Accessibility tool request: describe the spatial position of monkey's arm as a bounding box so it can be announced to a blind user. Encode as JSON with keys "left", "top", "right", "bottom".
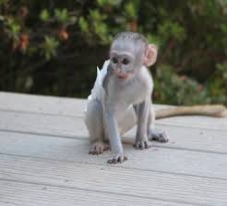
{"left": 104, "top": 103, "right": 127, "bottom": 163}
{"left": 155, "top": 105, "right": 227, "bottom": 119}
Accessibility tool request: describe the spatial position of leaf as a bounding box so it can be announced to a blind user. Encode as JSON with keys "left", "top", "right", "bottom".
{"left": 42, "top": 36, "right": 59, "bottom": 60}
{"left": 40, "top": 9, "right": 50, "bottom": 22}
{"left": 125, "top": 2, "right": 137, "bottom": 18}
{"left": 54, "top": 8, "right": 69, "bottom": 23}
{"left": 78, "top": 17, "right": 89, "bottom": 32}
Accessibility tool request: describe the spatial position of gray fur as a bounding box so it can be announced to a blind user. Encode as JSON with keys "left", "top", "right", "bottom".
{"left": 85, "top": 32, "right": 168, "bottom": 164}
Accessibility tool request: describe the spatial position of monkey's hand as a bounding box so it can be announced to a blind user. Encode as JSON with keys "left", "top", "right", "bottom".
{"left": 107, "top": 154, "right": 128, "bottom": 164}
{"left": 133, "top": 137, "right": 152, "bottom": 150}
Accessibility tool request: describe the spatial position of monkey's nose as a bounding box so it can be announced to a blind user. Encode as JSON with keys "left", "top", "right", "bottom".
{"left": 115, "top": 67, "right": 122, "bottom": 73}
{"left": 116, "top": 71, "right": 128, "bottom": 79}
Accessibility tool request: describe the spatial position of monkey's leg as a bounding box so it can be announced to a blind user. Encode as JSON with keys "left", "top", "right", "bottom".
{"left": 85, "top": 99, "right": 110, "bottom": 155}
{"left": 133, "top": 99, "right": 152, "bottom": 149}
{"left": 147, "top": 105, "right": 168, "bottom": 143}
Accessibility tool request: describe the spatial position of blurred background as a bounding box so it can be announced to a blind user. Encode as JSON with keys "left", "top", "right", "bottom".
{"left": 0, "top": 0, "right": 227, "bottom": 105}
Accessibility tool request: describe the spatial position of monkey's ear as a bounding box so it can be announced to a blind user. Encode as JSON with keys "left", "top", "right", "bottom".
{"left": 144, "top": 44, "right": 158, "bottom": 67}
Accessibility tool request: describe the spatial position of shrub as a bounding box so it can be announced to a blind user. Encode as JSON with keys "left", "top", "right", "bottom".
{"left": 0, "top": 0, "right": 226, "bottom": 105}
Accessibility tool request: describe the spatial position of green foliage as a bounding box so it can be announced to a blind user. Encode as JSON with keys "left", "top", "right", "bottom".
{"left": 78, "top": 17, "right": 89, "bottom": 33}
{"left": 97, "top": 0, "right": 122, "bottom": 7}
{"left": 157, "top": 21, "right": 186, "bottom": 43}
{"left": 207, "top": 62, "right": 227, "bottom": 103}
{"left": 124, "top": 2, "right": 138, "bottom": 19}
{"left": 0, "top": 0, "right": 226, "bottom": 105}
{"left": 5, "top": 18, "right": 21, "bottom": 40}
{"left": 40, "top": 9, "right": 50, "bottom": 22}
{"left": 154, "top": 65, "right": 211, "bottom": 105}
{"left": 42, "top": 36, "right": 59, "bottom": 60}
{"left": 54, "top": 8, "right": 70, "bottom": 23}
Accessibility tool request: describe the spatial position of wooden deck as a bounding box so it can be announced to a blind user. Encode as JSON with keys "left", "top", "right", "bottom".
{"left": 0, "top": 92, "right": 227, "bottom": 206}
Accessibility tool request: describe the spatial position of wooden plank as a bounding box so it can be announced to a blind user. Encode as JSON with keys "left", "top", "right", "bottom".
{"left": 0, "top": 92, "right": 85, "bottom": 117}
{"left": 158, "top": 116, "right": 227, "bottom": 130}
{"left": 1, "top": 131, "right": 227, "bottom": 179}
{"left": 1, "top": 92, "right": 226, "bottom": 129}
{"left": 0, "top": 180, "right": 192, "bottom": 206}
{"left": 0, "top": 110, "right": 84, "bottom": 137}
{"left": 0, "top": 111, "right": 227, "bottom": 153}
{"left": 0, "top": 155, "right": 227, "bottom": 206}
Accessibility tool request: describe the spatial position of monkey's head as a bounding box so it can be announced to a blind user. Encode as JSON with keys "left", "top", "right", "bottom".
{"left": 109, "top": 32, "right": 158, "bottom": 80}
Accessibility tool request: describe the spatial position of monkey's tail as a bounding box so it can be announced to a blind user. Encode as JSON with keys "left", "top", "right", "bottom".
{"left": 155, "top": 105, "right": 227, "bottom": 119}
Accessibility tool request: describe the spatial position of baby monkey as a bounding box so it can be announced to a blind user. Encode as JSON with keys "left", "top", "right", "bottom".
{"left": 85, "top": 32, "right": 168, "bottom": 164}
{"left": 85, "top": 32, "right": 227, "bottom": 164}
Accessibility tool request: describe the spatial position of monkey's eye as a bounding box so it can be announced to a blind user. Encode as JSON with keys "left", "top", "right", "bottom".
{"left": 122, "top": 58, "right": 130, "bottom": 65}
{"left": 111, "top": 57, "right": 118, "bottom": 64}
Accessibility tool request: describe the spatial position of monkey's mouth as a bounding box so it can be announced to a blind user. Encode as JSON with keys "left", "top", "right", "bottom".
{"left": 116, "top": 72, "right": 131, "bottom": 80}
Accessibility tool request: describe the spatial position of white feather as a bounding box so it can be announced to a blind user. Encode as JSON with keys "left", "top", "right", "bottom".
{"left": 85, "top": 60, "right": 110, "bottom": 111}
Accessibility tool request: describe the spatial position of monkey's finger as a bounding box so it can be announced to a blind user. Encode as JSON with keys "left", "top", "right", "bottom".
{"left": 133, "top": 142, "right": 138, "bottom": 149}
{"left": 104, "top": 145, "right": 110, "bottom": 151}
{"left": 89, "top": 148, "right": 99, "bottom": 155}
{"left": 88, "top": 150, "right": 94, "bottom": 154}
{"left": 94, "top": 146, "right": 99, "bottom": 155}
{"left": 89, "top": 151, "right": 98, "bottom": 155}
{"left": 107, "top": 156, "right": 128, "bottom": 164}
{"left": 144, "top": 141, "right": 152, "bottom": 149}
{"left": 139, "top": 142, "right": 145, "bottom": 150}
{"left": 89, "top": 150, "right": 95, "bottom": 155}
{"left": 107, "top": 158, "right": 117, "bottom": 164}
{"left": 118, "top": 156, "right": 128, "bottom": 163}
{"left": 107, "top": 159, "right": 112, "bottom": 164}
{"left": 98, "top": 147, "right": 102, "bottom": 154}
{"left": 133, "top": 141, "right": 152, "bottom": 150}
{"left": 133, "top": 142, "right": 142, "bottom": 150}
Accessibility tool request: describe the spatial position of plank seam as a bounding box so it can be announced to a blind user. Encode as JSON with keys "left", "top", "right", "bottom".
{"left": 0, "top": 108, "right": 82, "bottom": 118}
{"left": 1, "top": 153, "right": 227, "bottom": 182}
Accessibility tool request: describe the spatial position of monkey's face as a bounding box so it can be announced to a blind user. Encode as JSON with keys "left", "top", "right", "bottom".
{"left": 109, "top": 32, "right": 158, "bottom": 81}
{"left": 109, "top": 36, "right": 156, "bottom": 81}
{"left": 109, "top": 43, "right": 144, "bottom": 81}
{"left": 110, "top": 50, "right": 137, "bottom": 80}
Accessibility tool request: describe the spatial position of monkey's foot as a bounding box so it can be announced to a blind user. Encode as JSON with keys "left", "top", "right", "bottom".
{"left": 89, "top": 142, "right": 110, "bottom": 155}
{"left": 107, "top": 154, "right": 128, "bottom": 164}
{"left": 133, "top": 139, "right": 152, "bottom": 150}
{"left": 149, "top": 130, "right": 168, "bottom": 143}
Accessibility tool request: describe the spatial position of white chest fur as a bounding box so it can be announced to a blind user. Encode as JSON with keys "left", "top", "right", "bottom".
{"left": 106, "top": 66, "right": 153, "bottom": 121}
{"left": 118, "top": 66, "right": 153, "bottom": 106}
